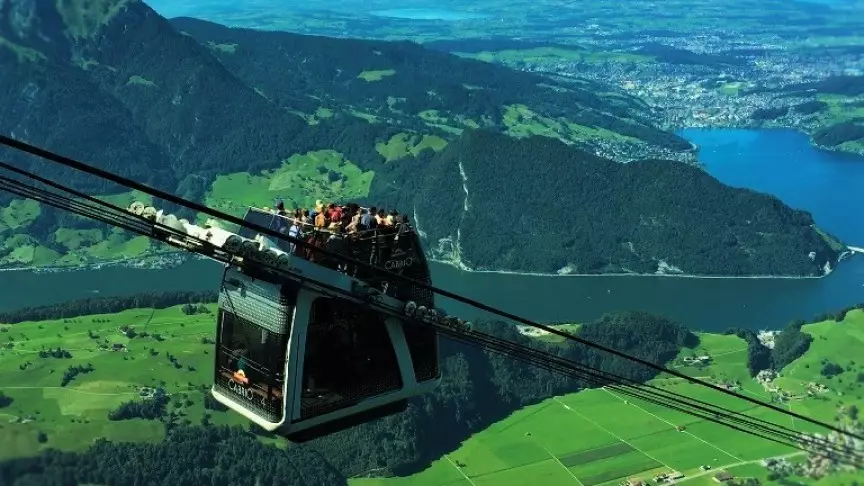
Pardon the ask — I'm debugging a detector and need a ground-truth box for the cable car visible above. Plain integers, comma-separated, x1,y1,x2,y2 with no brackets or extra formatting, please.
130,202,442,441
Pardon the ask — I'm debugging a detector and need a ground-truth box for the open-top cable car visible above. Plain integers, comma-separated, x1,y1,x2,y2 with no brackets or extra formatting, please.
130,202,442,441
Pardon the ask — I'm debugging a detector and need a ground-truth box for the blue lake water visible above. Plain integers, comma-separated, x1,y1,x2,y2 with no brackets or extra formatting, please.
681,128,864,244
1,129,862,332
370,9,488,20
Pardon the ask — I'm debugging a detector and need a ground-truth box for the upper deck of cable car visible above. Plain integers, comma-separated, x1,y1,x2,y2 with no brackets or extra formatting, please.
236,199,433,306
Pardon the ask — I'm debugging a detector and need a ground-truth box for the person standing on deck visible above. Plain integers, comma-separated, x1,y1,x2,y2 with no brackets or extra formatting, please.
288,218,303,254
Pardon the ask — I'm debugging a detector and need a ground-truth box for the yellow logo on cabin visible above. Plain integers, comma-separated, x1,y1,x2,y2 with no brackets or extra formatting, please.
232,369,249,384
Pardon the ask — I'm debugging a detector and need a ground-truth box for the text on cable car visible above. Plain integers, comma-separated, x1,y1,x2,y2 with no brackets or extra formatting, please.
228,379,269,407
384,257,415,270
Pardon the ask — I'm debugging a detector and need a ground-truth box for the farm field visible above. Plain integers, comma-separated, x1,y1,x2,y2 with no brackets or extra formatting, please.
352,311,864,486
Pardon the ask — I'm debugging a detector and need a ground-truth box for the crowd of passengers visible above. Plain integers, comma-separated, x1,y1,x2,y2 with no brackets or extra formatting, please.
262,198,411,262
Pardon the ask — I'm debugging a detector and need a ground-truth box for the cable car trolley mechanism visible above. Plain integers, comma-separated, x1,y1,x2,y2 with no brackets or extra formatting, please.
127,202,458,441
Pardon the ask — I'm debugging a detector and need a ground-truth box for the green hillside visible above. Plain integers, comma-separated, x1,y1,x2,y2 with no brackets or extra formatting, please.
393,130,842,276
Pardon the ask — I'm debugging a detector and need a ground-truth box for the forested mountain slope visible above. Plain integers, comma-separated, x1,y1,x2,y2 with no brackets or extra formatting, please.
383,131,842,276
0,0,844,275
169,17,690,155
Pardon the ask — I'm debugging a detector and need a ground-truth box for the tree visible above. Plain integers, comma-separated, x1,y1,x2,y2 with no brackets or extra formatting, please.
821,362,843,378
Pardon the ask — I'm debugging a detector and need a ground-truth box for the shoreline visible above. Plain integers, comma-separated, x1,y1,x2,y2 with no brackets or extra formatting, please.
672,125,864,158
428,257,841,280
0,251,193,274
0,249,853,281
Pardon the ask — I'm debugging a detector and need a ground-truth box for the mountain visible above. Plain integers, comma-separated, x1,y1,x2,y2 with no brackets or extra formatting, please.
168,17,692,159
0,0,844,275
374,130,843,276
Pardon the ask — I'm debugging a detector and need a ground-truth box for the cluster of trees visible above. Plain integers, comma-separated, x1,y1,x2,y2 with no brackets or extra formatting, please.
37,347,72,359
397,130,840,276
108,389,169,421
770,324,814,370
792,100,828,115
0,426,347,486
0,392,12,408
60,363,94,387
820,361,844,378
796,302,864,326
751,106,789,121
724,320,817,376
0,291,217,324
180,303,211,315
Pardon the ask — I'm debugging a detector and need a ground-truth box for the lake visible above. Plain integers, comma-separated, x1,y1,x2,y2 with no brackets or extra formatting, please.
1,129,862,332
370,9,488,21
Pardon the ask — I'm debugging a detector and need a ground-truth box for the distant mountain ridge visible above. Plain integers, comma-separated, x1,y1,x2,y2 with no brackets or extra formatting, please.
0,0,846,275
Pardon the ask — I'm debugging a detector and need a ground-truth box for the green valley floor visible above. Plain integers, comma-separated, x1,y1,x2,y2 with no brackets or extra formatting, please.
352,313,864,486
0,307,861,485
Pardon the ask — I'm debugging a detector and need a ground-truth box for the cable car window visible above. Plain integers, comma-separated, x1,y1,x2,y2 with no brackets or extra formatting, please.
300,298,402,420
214,309,288,422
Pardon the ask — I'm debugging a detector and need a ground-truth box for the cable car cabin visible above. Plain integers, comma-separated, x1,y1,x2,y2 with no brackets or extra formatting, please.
210,206,440,441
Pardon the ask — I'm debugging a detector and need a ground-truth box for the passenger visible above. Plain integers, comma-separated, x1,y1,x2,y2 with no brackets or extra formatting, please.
387,210,397,226
346,208,361,234
311,200,323,221
333,205,343,225
288,218,303,254
274,197,286,215
340,207,352,229
360,207,373,230
366,207,378,229
377,208,389,226
314,208,327,228
325,222,345,270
